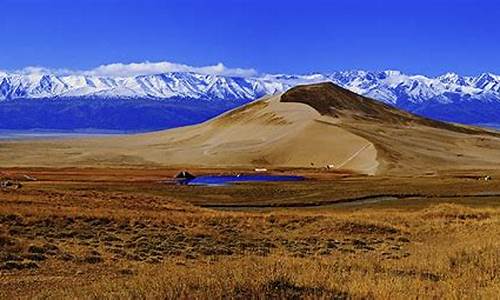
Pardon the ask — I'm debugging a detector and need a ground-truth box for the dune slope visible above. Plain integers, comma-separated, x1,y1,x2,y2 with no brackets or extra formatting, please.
0,82,499,175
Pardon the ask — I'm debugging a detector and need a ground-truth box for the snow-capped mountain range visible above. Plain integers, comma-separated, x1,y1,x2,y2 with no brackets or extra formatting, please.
1,70,499,104
1,70,499,130
0,72,285,101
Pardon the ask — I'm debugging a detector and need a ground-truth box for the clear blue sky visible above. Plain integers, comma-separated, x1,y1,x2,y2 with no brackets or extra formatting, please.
0,0,499,76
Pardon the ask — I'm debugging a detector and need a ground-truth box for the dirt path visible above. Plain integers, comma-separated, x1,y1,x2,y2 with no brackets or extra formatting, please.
336,143,373,169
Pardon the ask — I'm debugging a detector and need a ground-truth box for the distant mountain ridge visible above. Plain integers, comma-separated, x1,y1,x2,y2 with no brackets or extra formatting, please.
0,72,285,101
1,70,499,103
0,70,499,129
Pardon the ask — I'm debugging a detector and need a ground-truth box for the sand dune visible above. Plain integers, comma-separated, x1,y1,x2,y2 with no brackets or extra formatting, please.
0,82,499,175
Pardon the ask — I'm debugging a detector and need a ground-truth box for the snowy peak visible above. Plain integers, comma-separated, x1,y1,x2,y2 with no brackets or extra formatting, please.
0,70,499,107
473,73,500,91
0,72,272,101
436,72,466,85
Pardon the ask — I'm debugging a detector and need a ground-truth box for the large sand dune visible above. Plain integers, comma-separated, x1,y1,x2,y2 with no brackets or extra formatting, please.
1,82,499,175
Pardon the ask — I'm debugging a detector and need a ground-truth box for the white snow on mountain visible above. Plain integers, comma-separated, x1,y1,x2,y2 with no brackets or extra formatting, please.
0,70,499,107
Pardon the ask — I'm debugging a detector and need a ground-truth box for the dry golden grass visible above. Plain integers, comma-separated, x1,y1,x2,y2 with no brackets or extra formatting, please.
0,168,499,299
23,204,499,300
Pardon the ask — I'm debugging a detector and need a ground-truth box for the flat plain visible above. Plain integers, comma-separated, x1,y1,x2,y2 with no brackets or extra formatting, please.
1,167,499,299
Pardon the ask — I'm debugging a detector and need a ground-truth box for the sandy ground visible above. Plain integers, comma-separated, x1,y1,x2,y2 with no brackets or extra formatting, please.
0,83,499,176
0,95,379,174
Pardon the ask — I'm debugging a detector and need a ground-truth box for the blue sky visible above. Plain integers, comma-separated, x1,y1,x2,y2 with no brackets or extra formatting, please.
0,0,499,76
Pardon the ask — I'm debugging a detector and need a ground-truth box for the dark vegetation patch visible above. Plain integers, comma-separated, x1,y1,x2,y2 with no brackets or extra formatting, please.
336,221,399,235
0,212,410,270
0,260,39,270
232,275,350,300
392,269,442,282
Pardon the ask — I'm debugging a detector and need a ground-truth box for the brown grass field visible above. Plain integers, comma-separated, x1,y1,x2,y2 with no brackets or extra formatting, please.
0,167,499,299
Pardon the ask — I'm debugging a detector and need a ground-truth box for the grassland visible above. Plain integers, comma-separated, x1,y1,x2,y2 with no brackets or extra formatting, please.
0,167,499,299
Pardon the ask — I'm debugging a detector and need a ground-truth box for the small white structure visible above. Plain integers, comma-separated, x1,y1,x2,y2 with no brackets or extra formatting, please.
254,168,268,172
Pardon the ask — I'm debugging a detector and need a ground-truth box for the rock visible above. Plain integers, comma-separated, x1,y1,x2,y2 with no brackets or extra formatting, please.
174,171,196,180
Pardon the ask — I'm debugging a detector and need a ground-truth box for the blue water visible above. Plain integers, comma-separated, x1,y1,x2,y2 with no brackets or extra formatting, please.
185,175,305,186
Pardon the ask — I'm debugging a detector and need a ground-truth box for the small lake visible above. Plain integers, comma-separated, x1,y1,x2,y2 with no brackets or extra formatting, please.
185,175,305,186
